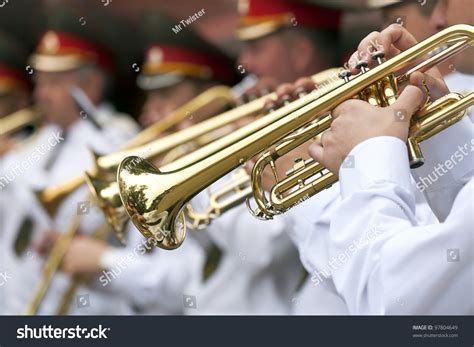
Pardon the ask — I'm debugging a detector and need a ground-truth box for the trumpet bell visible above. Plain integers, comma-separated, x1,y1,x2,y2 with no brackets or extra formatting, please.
117,25,474,249
84,172,129,245
34,181,80,218
117,156,187,250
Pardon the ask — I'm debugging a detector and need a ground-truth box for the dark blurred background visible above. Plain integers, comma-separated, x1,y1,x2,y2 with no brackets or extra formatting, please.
0,0,380,119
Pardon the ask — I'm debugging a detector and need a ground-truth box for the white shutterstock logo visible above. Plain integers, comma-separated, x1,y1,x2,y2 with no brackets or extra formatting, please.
183,294,197,309
0,271,12,286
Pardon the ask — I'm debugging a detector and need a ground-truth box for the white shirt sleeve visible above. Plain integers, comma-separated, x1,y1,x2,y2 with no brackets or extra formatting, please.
329,136,474,315
98,225,204,314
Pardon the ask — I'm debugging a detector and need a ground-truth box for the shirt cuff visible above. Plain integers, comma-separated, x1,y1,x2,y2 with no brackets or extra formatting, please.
339,136,413,198
100,248,125,270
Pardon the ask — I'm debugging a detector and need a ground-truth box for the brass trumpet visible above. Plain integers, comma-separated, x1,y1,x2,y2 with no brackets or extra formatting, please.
123,85,234,148
250,92,473,219
82,87,272,241
86,69,340,239
24,85,236,313
185,168,253,230
34,85,236,218
0,107,42,137
117,25,473,250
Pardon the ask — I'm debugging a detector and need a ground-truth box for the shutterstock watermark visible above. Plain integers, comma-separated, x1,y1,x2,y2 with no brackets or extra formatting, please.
99,234,162,287
415,138,474,193
311,223,384,286
17,324,110,339
183,294,197,309
312,70,343,98
0,130,64,190
0,270,12,287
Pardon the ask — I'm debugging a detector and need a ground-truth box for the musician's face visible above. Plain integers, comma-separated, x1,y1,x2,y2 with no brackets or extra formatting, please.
33,71,79,128
238,32,302,84
430,0,474,74
139,80,200,128
382,3,434,42
32,68,103,129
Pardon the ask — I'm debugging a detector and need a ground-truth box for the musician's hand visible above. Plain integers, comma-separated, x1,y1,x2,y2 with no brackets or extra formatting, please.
350,23,418,69
350,24,449,101
0,135,16,156
237,76,280,105
61,235,109,275
308,86,425,175
409,71,450,101
263,77,316,112
33,230,60,256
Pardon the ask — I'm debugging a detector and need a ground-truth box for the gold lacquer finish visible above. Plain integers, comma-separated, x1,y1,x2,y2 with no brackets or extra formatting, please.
84,69,339,238
185,169,253,230
34,175,86,218
0,108,42,137
182,69,342,229
24,86,236,313
23,214,82,315
82,87,276,239
23,215,111,315
122,85,234,148
249,32,473,219
407,92,473,167
85,173,129,244
117,25,473,250
250,115,337,219
34,85,236,218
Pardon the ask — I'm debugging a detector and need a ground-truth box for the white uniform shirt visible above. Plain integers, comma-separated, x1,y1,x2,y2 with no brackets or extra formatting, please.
180,174,302,315
95,176,302,315
327,136,473,314
97,223,205,315
285,166,439,314
0,104,139,314
286,75,473,315
285,189,348,314
411,72,474,220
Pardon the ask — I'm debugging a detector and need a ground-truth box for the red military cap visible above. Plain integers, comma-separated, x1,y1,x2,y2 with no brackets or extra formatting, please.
136,10,235,90
138,45,234,90
29,30,113,72
28,5,116,72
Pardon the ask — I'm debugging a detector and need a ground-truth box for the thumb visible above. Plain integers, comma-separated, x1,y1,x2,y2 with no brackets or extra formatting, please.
409,71,449,101
391,85,425,121
308,142,325,165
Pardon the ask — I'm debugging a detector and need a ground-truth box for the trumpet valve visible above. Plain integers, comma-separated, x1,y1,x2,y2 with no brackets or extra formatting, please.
264,100,278,114
293,86,308,98
355,59,369,73
371,50,385,65
281,95,292,106
338,69,352,83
